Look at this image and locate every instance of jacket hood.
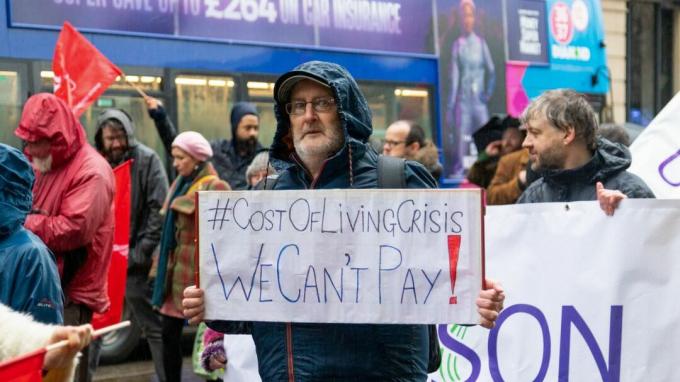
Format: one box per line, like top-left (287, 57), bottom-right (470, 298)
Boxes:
top-left (270, 61), bottom-right (373, 168)
top-left (14, 93), bottom-right (86, 167)
top-left (94, 108), bottom-right (137, 152)
top-left (544, 137), bottom-right (632, 184)
top-left (0, 143), bottom-right (34, 238)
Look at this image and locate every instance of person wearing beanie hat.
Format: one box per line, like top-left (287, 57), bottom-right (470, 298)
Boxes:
top-left (151, 130), bottom-right (230, 382)
top-left (146, 97), bottom-right (262, 190)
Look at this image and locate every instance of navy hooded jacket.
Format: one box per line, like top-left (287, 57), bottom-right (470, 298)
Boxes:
top-left (0, 143), bottom-right (63, 324)
top-left (209, 61), bottom-right (437, 381)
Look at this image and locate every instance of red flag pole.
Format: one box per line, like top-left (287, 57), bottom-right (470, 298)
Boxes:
top-left (126, 79), bottom-right (149, 98)
top-left (45, 320), bottom-right (132, 353)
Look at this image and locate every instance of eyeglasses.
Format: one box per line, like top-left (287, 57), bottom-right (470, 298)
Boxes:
top-left (383, 139), bottom-right (406, 147)
top-left (285, 97), bottom-right (336, 116)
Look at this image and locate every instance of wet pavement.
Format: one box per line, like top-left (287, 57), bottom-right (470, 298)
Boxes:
top-left (94, 356), bottom-right (204, 382)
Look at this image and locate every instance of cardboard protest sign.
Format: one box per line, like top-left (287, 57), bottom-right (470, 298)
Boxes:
top-left (198, 189), bottom-right (484, 325)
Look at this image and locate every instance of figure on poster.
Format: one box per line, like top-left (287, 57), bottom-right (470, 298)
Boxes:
top-left (447, 0), bottom-right (496, 175)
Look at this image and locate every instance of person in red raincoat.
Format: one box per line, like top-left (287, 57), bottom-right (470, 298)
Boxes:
top-left (15, 93), bottom-right (115, 382)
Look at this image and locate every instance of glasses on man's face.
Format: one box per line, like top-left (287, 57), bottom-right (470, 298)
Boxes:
top-left (383, 139), bottom-right (406, 148)
top-left (285, 97), bottom-right (336, 116)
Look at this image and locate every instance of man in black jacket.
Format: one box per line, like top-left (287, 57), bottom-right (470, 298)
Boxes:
top-left (517, 89), bottom-right (654, 213)
top-left (95, 109), bottom-right (169, 381)
top-left (182, 61), bottom-right (505, 381)
top-left (146, 98), bottom-right (262, 189)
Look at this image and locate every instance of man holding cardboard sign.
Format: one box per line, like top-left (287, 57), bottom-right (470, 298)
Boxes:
top-left (184, 61), bottom-right (504, 380)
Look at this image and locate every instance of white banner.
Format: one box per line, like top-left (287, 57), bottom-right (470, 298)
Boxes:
top-left (629, 91), bottom-right (680, 199)
top-left (429, 200), bottom-right (680, 381)
top-left (198, 189), bottom-right (483, 324)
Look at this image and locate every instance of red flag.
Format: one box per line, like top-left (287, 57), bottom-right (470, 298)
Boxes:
top-left (0, 348), bottom-right (46, 382)
top-left (92, 160), bottom-right (131, 330)
top-left (53, 21), bottom-right (122, 117)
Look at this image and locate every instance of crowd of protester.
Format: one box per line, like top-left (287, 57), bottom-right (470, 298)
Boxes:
top-left (0, 59), bottom-right (650, 382)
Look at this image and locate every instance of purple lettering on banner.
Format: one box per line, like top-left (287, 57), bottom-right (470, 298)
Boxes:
top-left (488, 304), bottom-right (550, 381)
top-left (658, 149), bottom-right (680, 187)
top-left (558, 306), bottom-right (623, 382)
top-left (437, 323), bottom-right (481, 381)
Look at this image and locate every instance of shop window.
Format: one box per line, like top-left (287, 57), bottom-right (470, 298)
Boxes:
top-left (627, 1), bottom-right (674, 126)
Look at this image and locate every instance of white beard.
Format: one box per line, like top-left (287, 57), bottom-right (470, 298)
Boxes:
top-left (294, 126), bottom-right (344, 165)
top-left (32, 154), bottom-right (53, 174)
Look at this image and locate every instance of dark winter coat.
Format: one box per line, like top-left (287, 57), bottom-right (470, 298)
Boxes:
top-left (209, 61), bottom-right (437, 381)
top-left (95, 110), bottom-right (169, 275)
top-left (518, 138), bottom-right (655, 203)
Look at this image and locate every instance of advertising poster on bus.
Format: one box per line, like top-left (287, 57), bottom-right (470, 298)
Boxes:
top-left (436, 0), bottom-right (507, 179)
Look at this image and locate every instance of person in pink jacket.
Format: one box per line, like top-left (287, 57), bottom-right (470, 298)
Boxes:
top-left (15, 93), bottom-right (115, 382)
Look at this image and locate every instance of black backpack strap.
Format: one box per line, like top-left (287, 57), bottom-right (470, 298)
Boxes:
top-left (378, 154), bottom-right (441, 372)
top-left (377, 155), bottom-right (406, 189)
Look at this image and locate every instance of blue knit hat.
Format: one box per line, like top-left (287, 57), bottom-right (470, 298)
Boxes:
top-left (230, 102), bottom-right (258, 138)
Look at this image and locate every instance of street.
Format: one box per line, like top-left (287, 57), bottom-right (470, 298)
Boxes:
top-left (94, 357), bottom-right (203, 382)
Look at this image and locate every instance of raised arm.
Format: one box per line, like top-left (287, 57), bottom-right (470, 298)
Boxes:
top-left (146, 96), bottom-right (178, 155)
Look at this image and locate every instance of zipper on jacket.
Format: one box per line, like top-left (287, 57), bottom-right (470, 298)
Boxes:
top-left (290, 152), bottom-right (329, 190)
top-left (310, 160), bottom-right (330, 189)
top-left (286, 322), bottom-right (295, 382)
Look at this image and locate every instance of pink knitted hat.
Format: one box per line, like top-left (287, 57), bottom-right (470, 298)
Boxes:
top-left (172, 131), bottom-right (213, 162)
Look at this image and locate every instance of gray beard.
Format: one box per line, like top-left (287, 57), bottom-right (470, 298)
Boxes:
top-left (295, 138), bottom-right (344, 165)
top-left (32, 155), bottom-right (53, 174)
top-left (294, 125), bottom-right (345, 166)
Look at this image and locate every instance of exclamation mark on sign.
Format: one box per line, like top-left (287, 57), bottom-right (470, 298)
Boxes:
top-left (447, 235), bottom-right (461, 304)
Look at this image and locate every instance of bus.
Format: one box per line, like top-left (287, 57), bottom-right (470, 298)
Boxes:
top-left (0, 0), bottom-right (610, 361)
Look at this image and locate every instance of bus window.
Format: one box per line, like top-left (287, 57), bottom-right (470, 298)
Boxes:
top-left (0, 63), bottom-right (27, 149)
top-left (358, 83), bottom-right (433, 148)
top-left (394, 87), bottom-right (432, 137)
top-left (175, 75), bottom-right (236, 142)
top-left (251, 101), bottom-right (277, 148)
top-left (246, 80), bottom-right (276, 148)
top-left (38, 69), bottom-right (167, 161)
